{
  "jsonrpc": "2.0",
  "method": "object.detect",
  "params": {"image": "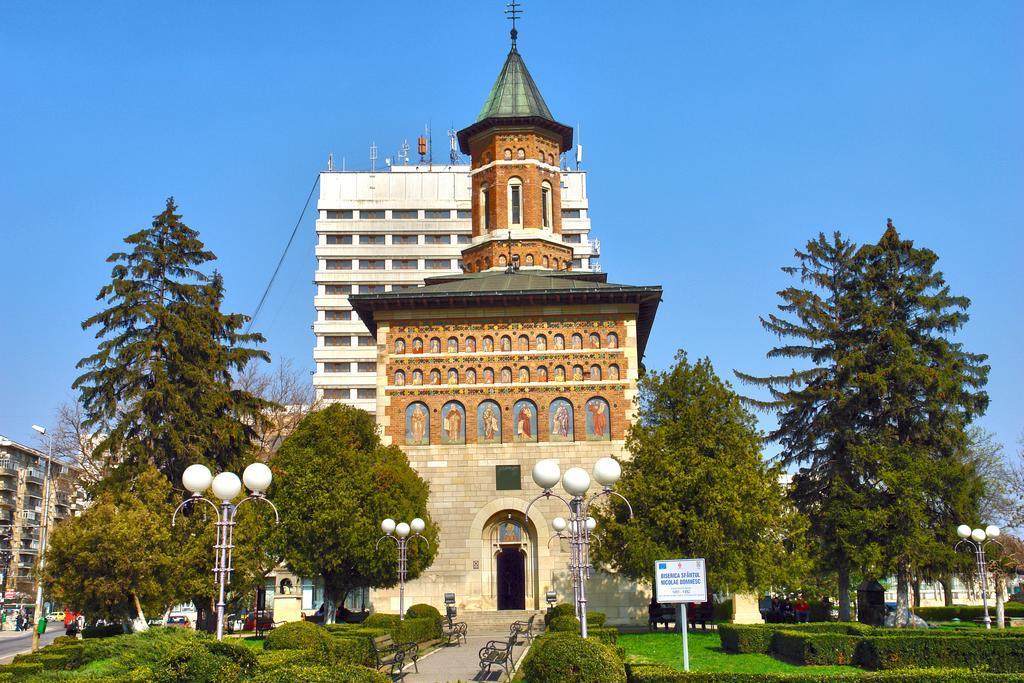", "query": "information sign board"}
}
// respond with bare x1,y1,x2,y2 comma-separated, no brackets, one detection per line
654,558,707,604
